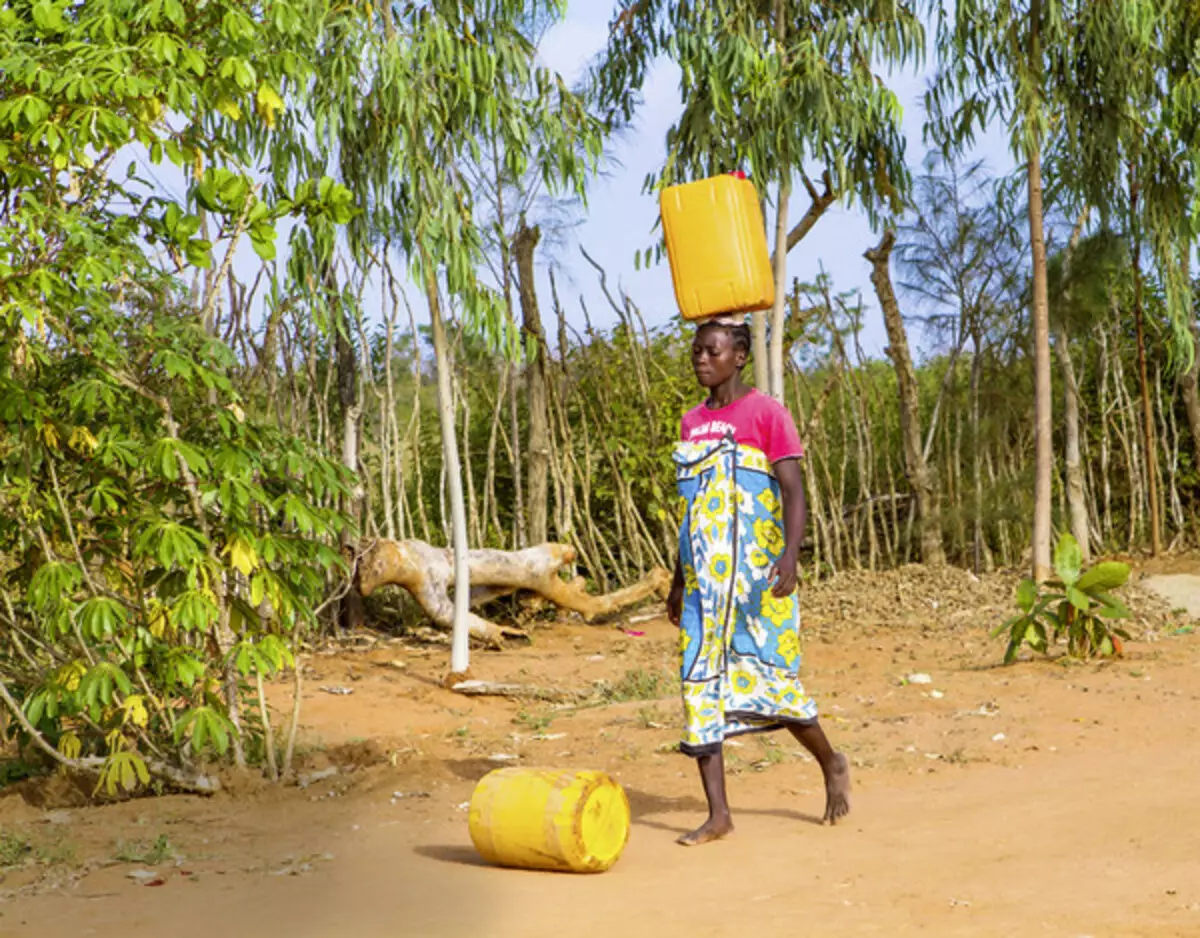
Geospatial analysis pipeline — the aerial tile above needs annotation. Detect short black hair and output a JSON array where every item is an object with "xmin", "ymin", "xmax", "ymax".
[
  {"xmin": 696, "ymin": 320, "xmax": 752, "ymax": 357},
  {"xmin": 729, "ymin": 323, "xmax": 751, "ymax": 355}
]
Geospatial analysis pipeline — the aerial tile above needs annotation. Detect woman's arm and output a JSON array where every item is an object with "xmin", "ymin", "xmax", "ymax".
[{"xmin": 769, "ymin": 458, "xmax": 807, "ymax": 598}]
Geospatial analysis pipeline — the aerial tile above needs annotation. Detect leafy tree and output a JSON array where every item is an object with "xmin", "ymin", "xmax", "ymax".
[
  {"xmin": 307, "ymin": 0, "xmax": 602, "ymax": 675},
  {"xmin": 0, "ymin": 0, "xmax": 356, "ymax": 791}
]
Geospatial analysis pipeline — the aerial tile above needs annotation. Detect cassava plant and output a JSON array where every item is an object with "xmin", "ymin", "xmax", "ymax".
[
  {"xmin": 0, "ymin": 0, "xmax": 356, "ymax": 796},
  {"xmin": 994, "ymin": 534, "xmax": 1133, "ymax": 662}
]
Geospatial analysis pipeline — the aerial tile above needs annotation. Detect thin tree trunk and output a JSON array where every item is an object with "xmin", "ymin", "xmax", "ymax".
[
  {"xmin": 459, "ymin": 359, "xmax": 482, "ymax": 548},
  {"xmin": 1180, "ymin": 238, "xmax": 1200, "ymax": 471},
  {"xmin": 1056, "ymin": 321, "xmax": 1089, "ymax": 561},
  {"xmin": 423, "ymin": 264, "xmax": 472, "ymax": 677},
  {"xmin": 1027, "ymin": 0, "xmax": 1053, "ymax": 581},
  {"xmin": 1129, "ymin": 161, "xmax": 1161, "ymax": 555},
  {"xmin": 1055, "ymin": 208, "xmax": 1090, "ymax": 560},
  {"xmin": 970, "ymin": 330, "xmax": 984, "ymax": 573},
  {"xmin": 769, "ymin": 175, "xmax": 790, "ymax": 402},
  {"xmin": 483, "ymin": 369, "xmax": 506, "ymax": 543},
  {"xmin": 332, "ymin": 269, "xmax": 365, "ymax": 632},
  {"xmin": 1158, "ymin": 360, "xmax": 1185, "ymax": 540},
  {"xmin": 514, "ymin": 221, "xmax": 550, "ymax": 545},
  {"xmin": 1098, "ymin": 325, "xmax": 1114, "ymax": 545},
  {"xmin": 865, "ymin": 230, "xmax": 945, "ymax": 565},
  {"xmin": 381, "ymin": 297, "xmax": 397, "ymax": 540},
  {"xmin": 1182, "ymin": 325, "xmax": 1200, "ymax": 474}
]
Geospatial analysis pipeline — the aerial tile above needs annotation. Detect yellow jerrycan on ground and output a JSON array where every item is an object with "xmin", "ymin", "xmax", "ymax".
[
  {"xmin": 660, "ymin": 171, "xmax": 775, "ymax": 321},
  {"xmin": 468, "ymin": 768, "xmax": 631, "ymax": 873}
]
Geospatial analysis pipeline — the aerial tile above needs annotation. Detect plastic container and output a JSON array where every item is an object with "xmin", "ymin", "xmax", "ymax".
[
  {"xmin": 468, "ymin": 768, "xmax": 631, "ymax": 874},
  {"xmin": 660, "ymin": 173, "xmax": 775, "ymax": 321}
]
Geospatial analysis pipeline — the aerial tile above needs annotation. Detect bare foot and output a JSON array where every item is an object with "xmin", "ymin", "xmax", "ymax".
[
  {"xmin": 676, "ymin": 814, "xmax": 734, "ymax": 846},
  {"xmin": 822, "ymin": 752, "xmax": 851, "ymax": 825}
]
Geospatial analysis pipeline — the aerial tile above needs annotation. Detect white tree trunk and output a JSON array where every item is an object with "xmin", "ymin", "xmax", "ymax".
[{"xmin": 425, "ymin": 270, "xmax": 472, "ymax": 676}]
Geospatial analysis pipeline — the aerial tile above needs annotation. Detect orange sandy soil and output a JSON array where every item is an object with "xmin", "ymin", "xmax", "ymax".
[{"xmin": 2, "ymin": 561, "xmax": 1199, "ymax": 938}]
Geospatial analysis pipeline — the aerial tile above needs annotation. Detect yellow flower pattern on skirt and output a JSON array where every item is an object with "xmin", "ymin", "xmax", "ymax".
[{"xmin": 673, "ymin": 436, "xmax": 818, "ymax": 756}]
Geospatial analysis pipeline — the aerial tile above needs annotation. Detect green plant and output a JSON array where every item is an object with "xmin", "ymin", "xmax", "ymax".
[
  {"xmin": 596, "ymin": 669, "xmax": 677, "ymax": 703},
  {"xmin": 33, "ymin": 834, "xmax": 77, "ymax": 867},
  {"xmin": 635, "ymin": 705, "xmax": 665, "ymax": 729},
  {"xmin": 113, "ymin": 834, "xmax": 174, "ymax": 866},
  {"xmin": 0, "ymin": 833, "xmax": 31, "ymax": 868},
  {"xmin": 0, "ymin": 0, "xmax": 357, "ymax": 796},
  {"xmin": 993, "ymin": 535, "xmax": 1132, "ymax": 662},
  {"xmin": 512, "ymin": 710, "xmax": 553, "ymax": 733}
]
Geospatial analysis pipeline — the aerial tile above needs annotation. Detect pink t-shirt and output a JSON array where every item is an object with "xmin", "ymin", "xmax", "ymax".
[{"xmin": 679, "ymin": 389, "xmax": 804, "ymax": 464}]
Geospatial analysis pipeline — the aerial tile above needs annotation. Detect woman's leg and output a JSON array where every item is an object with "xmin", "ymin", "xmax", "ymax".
[
  {"xmin": 787, "ymin": 721, "xmax": 851, "ymax": 824},
  {"xmin": 677, "ymin": 749, "xmax": 735, "ymax": 846}
]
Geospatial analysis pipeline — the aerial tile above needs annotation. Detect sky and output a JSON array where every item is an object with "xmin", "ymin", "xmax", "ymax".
[
  {"xmin": 534, "ymin": 2, "xmax": 1018, "ymax": 359},
  {"xmin": 131, "ymin": 3, "xmax": 1019, "ymax": 363}
]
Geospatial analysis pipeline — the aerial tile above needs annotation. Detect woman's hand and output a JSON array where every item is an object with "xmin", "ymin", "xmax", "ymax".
[
  {"xmin": 768, "ymin": 550, "xmax": 799, "ymax": 598},
  {"xmin": 667, "ymin": 579, "xmax": 684, "ymax": 626}
]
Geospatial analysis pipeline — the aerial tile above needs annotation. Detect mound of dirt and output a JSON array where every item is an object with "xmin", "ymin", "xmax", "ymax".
[
  {"xmin": 801, "ymin": 563, "xmax": 1184, "ymax": 639},
  {"xmin": 802, "ymin": 564, "xmax": 1014, "ymax": 634}
]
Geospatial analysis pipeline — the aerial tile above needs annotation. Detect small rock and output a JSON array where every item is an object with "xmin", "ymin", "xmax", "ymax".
[
  {"xmin": 387, "ymin": 660, "xmax": 407, "ymax": 671},
  {"xmin": 907, "ymin": 673, "xmax": 933, "ymax": 685},
  {"xmin": 992, "ymin": 733, "xmax": 1006, "ymax": 742},
  {"xmin": 127, "ymin": 869, "xmax": 162, "ymax": 885},
  {"xmin": 320, "ymin": 686, "xmax": 354, "ymax": 695},
  {"xmin": 930, "ymin": 690, "xmax": 945, "ymax": 699},
  {"xmin": 391, "ymin": 790, "xmax": 431, "ymax": 800},
  {"xmin": 488, "ymin": 753, "xmax": 520, "ymax": 763},
  {"xmin": 587, "ymin": 654, "xmax": 605, "ymax": 662},
  {"xmin": 298, "ymin": 767, "xmax": 339, "ymax": 789},
  {"xmin": 456, "ymin": 801, "xmax": 471, "ymax": 812},
  {"xmin": 271, "ymin": 863, "xmax": 313, "ymax": 877}
]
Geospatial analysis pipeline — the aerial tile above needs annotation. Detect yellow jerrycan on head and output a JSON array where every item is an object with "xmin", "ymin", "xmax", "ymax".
[
  {"xmin": 468, "ymin": 768, "xmax": 631, "ymax": 873},
  {"xmin": 660, "ymin": 171, "xmax": 775, "ymax": 322}
]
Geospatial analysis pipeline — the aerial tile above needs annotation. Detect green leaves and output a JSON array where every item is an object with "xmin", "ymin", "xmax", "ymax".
[
  {"xmin": 0, "ymin": 0, "xmax": 349, "ymax": 797},
  {"xmin": 135, "ymin": 521, "xmax": 209, "ymax": 570},
  {"xmin": 1053, "ymin": 534, "xmax": 1083, "ymax": 587},
  {"xmin": 231, "ymin": 635, "xmax": 294, "ymax": 678},
  {"xmin": 1076, "ymin": 561, "xmax": 1131, "ymax": 593},
  {"xmin": 78, "ymin": 597, "xmax": 128, "ymax": 640},
  {"xmin": 1015, "ymin": 578, "xmax": 1038, "ymax": 613},
  {"xmin": 79, "ymin": 662, "xmax": 134, "ymax": 716},
  {"xmin": 27, "ymin": 561, "xmax": 82, "ymax": 614},
  {"xmin": 176, "ymin": 706, "xmax": 233, "ymax": 756},
  {"xmin": 31, "ymin": 0, "xmax": 67, "ymax": 34},
  {"xmin": 96, "ymin": 751, "xmax": 151, "ymax": 796},
  {"xmin": 598, "ymin": 1, "xmax": 920, "ymax": 230},
  {"xmin": 993, "ymin": 535, "xmax": 1135, "ymax": 663}
]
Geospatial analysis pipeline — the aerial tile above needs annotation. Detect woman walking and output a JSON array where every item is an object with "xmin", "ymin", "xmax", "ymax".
[{"xmin": 666, "ymin": 314, "xmax": 850, "ymax": 846}]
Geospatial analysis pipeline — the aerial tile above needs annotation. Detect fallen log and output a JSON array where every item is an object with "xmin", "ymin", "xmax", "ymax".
[
  {"xmin": 449, "ymin": 680, "xmax": 576, "ymax": 703},
  {"xmin": 357, "ymin": 539, "xmax": 671, "ymax": 646}
]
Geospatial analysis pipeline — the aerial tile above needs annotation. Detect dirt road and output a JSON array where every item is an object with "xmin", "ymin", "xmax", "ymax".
[{"xmin": 3, "ymin": 566, "xmax": 1199, "ymax": 938}]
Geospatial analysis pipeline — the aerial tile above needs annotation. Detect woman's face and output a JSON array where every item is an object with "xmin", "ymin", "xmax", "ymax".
[{"xmin": 691, "ymin": 325, "xmax": 746, "ymax": 388}]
